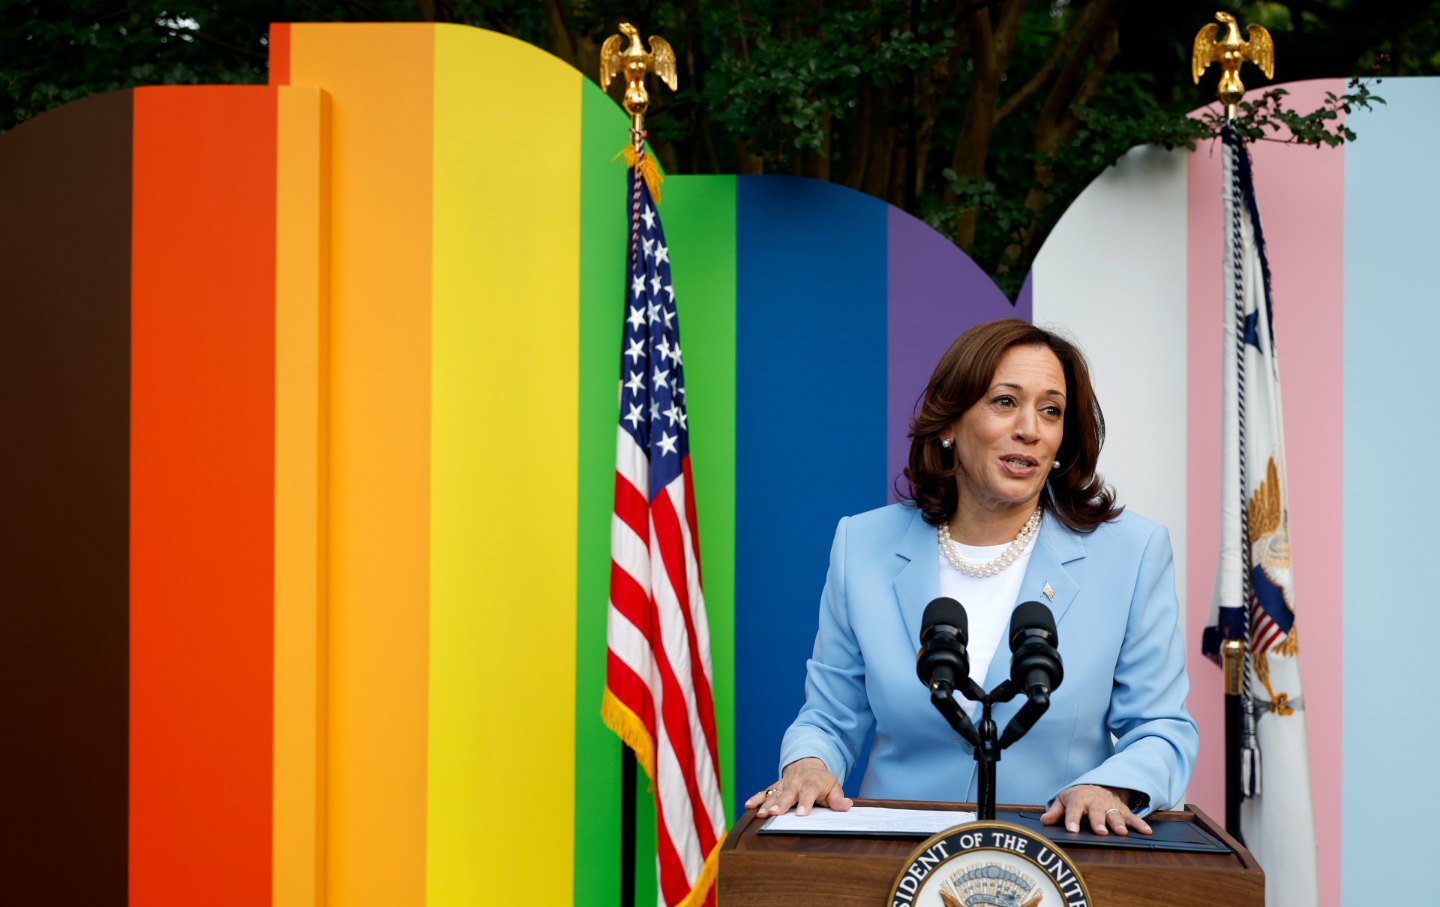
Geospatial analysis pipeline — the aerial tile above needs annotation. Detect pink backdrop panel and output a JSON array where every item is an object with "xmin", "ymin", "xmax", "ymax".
[{"xmin": 1185, "ymin": 79, "xmax": 1346, "ymax": 907}]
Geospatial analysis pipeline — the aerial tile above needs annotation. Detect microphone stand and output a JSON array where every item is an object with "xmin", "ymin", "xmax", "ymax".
[{"xmin": 927, "ymin": 677, "xmax": 1035, "ymax": 821}]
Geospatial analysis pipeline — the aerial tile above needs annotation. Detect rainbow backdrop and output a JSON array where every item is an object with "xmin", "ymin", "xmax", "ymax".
[{"xmin": 1, "ymin": 20, "xmax": 1437, "ymax": 907}]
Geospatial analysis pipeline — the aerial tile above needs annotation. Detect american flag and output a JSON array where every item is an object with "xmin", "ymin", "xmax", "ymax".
[
  {"xmin": 1203, "ymin": 121, "xmax": 1316, "ymax": 907},
  {"xmin": 602, "ymin": 169, "xmax": 726, "ymax": 907}
]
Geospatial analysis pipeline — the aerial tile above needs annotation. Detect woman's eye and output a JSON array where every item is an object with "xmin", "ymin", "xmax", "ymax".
[
  {"xmin": 1043, "ymin": 406, "xmax": 1063, "ymax": 418},
  {"xmin": 992, "ymin": 395, "xmax": 1015, "ymax": 407}
]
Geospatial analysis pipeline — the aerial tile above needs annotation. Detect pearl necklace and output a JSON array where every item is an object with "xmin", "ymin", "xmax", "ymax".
[{"xmin": 937, "ymin": 509, "xmax": 1041, "ymax": 578}]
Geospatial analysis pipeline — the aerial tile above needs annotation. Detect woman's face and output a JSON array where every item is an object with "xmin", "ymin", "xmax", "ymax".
[{"xmin": 947, "ymin": 344, "xmax": 1066, "ymax": 517}]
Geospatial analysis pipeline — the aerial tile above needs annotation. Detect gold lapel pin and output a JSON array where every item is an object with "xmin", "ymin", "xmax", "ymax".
[{"xmin": 1042, "ymin": 581, "xmax": 1055, "ymax": 603}]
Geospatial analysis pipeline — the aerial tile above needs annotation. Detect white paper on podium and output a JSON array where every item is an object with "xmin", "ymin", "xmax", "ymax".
[{"xmin": 759, "ymin": 806, "xmax": 978, "ymax": 836}]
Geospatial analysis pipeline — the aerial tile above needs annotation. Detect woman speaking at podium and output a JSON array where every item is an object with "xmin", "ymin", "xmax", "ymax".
[{"xmin": 745, "ymin": 319, "xmax": 1198, "ymax": 836}]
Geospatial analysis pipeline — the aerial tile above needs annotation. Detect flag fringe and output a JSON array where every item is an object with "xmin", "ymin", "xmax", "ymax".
[
  {"xmin": 604, "ymin": 688, "xmax": 729, "ymax": 907},
  {"xmin": 673, "ymin": 834, "xmax": 727, "ymax": 907},
  {"xmin": 602, "ymin": 686, "xmax": 658, "ymax": 783}
]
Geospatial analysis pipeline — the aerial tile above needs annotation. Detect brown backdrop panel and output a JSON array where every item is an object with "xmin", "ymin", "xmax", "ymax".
[{"xmin": 0, "ymin": 91, "xmax": 132, "ymax": 905}]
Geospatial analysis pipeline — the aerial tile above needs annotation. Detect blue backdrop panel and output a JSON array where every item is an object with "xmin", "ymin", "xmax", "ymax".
[{"xmin": 733, "ymin": 176, "xmax": 889, "ymax": 812}]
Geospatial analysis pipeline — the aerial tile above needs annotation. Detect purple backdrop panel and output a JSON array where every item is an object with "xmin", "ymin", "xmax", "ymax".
[
  {"xmin": 886, "ymin": 207, "xmax": 1028, "ymax": 500},
  {"xmin": 1014, "ymin": 271, "xmax": 1034, "ymax": 320}
]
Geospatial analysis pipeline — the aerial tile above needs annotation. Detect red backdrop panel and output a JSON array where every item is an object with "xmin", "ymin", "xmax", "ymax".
[{"xmin": 129, "ymin": 86, "xmax": 278, "ymax": 905}]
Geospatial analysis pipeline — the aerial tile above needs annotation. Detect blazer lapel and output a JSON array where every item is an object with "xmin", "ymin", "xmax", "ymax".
[
  {"xmin": 893, "ymin": 508, "xmax": 941, "ymax": 658},
  {"xmin": 1022, "ymin": 515, "xmax": 1085, "ymax": 626},
  {"xmin": 979, "ymin": 515, "xmax": 1086, "ymax": 693},
  {"xmin": 893, "ymin": 508, "xmax": 979, "ymax": 789}
]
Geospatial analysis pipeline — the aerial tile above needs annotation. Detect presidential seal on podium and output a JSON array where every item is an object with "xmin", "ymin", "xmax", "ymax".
[{"xmin": 888, "ymin": 821, "xmax": 1093, "ymax": 907}]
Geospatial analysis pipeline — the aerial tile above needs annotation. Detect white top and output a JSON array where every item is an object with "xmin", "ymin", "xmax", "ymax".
[{"xmin": 936, "ymin": 532, "xmax": 1038, "ymax": 718}]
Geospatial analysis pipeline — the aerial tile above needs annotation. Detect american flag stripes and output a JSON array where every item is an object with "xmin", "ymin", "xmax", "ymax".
[
  {"xmin": 603, "ymin": 168, "xmax": 726, "ymax": 907},
  {"xmin": 1203, "ymin": 121, "xmax": 1317, "ymax": 907}
]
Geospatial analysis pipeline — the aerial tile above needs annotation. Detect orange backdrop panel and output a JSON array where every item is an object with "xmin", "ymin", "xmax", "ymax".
[
  {"xmin": 273, "ymin": 83, "xmax": 332, "ymax": 907},
  {"xmin": 280, "ymin": 26, "xmax": 436, "ymax": 906},
  {"xmin": 130, "ymin": 85, "xmax": 278, "ymax": 905}
]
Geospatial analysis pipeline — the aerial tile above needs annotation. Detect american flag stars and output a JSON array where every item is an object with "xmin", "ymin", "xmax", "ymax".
[{"xmin": 618, "ymin": 199, "xmax": 689, "ymax": 496}]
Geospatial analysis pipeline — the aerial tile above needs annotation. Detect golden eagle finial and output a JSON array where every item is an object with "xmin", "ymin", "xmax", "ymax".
[
  {"xmin": 600, "ymin": 22, "xmax": 678, "ymax": 132},
  {"xmin": 1193, "ymin": 11, "xmax": 1275, "ymax": 119}
]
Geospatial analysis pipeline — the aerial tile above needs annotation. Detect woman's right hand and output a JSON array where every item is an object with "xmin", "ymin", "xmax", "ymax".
[{"xmin": 743, "ymin": 757, "xmax": 854, "ymax": 818}]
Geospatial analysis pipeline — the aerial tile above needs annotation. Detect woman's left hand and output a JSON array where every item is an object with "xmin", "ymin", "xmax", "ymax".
[{"xmin": 1040, "ymin": 784, "xmax": 1152, "ymax": 836}]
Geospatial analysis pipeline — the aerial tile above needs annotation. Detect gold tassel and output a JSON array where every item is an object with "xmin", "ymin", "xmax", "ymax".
[{"xmin": 617, "ymin": 144, "xmax": 664, "ymax": 203}]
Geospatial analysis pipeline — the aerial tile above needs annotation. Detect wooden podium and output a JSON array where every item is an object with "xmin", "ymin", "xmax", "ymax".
[{"xmin": 719, "ymin": 800, "xmax": 1262, "ymax": 906}]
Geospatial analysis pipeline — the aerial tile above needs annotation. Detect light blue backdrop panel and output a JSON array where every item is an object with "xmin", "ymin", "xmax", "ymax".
[{"xmin": 1342, "ymin": 76, "xmax": 1440, "ymax": 905}]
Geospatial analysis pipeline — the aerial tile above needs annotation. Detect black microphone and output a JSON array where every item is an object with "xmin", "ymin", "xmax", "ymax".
[
  {"xmin": 997, "ymin": 601, "xmax": 1064, "ymax": 749},
  {"xmin": 916, "ymin": 597, "xmax": 970, "ymax": 695},
  {"xmin": 917, "ymin": 597, "xmax": 981, "ymax": 747},
  {"xmin": 1009, "ymin": 601, "xmax": 1064, "ymax": 697}
]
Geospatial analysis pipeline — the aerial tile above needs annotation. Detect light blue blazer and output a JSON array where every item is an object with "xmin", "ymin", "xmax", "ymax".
[{"xmin": 778, "ymin": 503, "xmax": 1198, "ymax": 815}]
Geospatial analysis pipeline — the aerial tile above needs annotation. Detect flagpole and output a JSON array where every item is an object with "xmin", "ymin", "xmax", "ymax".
[
  {"xmin": 606, "ymin": 25, "xmax": 665, "ymax": 905},
  {"xmin": 621, "ymin": 747, "xmax": 636, "ymax": 906},
  {"xmin": 1192, "ymin": 10, "xmax": 1276, "ymax": 844},
  {"xmin": 601, "ymin": 23, "xmax": 727, "ymax": 907},
  {"xmin": 1221, "ymin": 639, "xmax": 1245, "ymax": 838},
  {"xmin": 1221, "ymin": 50, "xmax": 1247, "ymax": 836},
  {"xmin": 621, "ymin": 52, "xmax": 648, "ymax": 905},
  {"xmin": 619, "ymin": 34, "xmax": 662, "ymax": 902},
  {"xmin": 1221, "ymin": 72, "xmax": 1248, "ymax": 840}
]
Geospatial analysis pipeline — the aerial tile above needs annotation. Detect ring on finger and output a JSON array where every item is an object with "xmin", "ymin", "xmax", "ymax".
[
  {"xmin": 765, "ymin": 788, "xmax": 783, "ymax": 796},
  {"xmin": 1105, "ymin": 808, "xmax": 1123, "ymax": 818}
]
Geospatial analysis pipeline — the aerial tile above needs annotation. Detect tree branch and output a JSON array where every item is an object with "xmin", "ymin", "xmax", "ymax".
[
  {"xmin": 947, "ymin": 0, "xmax": 1030, "ymax": 246},
  {"xmin": 913, "ymin": 0, "xmax": 970, "ymax": 196},
  {"xmin": 170, "ymin": 27, "xmax": 268, "ymax": 61},
  {"xmin": 1010, "ymin": 9, "xmax": 1121, "ymax": 274},
  {"xmin": 993, "ymin": 15, "xmax": 1086, "ymax": 126},
  {"xmin": 1033, "ymin": 0, "xmax": 1120, "ymax": 152}
]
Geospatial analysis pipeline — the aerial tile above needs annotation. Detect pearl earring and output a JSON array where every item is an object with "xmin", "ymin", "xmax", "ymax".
[
  {"xmin": 1052, "ymin": 460, "xmax": 1061, "ymax": 470},
  {"xmin": 939, "ymin": 438, "xmax": 956, "ymax": 471}
]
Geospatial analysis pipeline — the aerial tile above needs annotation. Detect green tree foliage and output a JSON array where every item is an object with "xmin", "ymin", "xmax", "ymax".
[{"xmin": 3, "ymin": 0, "xmax": 1432, "ymax": 296}]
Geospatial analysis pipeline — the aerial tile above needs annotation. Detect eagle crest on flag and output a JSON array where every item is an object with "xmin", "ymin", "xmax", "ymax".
[{"xmin": 1247, "ymin": 457, "xmax": 1300, "ymax": 714}]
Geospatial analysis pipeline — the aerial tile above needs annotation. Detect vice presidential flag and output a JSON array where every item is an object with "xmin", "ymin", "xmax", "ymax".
[
  {"xmin": 602, "ymin": 167, "xmax": 726, "ymax": 907},
  {"xmin": 1203, "ymin": 121, "xmax": 1318, "ymax": 907}
]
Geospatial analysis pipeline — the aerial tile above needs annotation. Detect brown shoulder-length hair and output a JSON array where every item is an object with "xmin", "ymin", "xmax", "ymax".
[{"xmin": 903, "ymin": 318, "xmax": 1121, "ymax": 533}]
